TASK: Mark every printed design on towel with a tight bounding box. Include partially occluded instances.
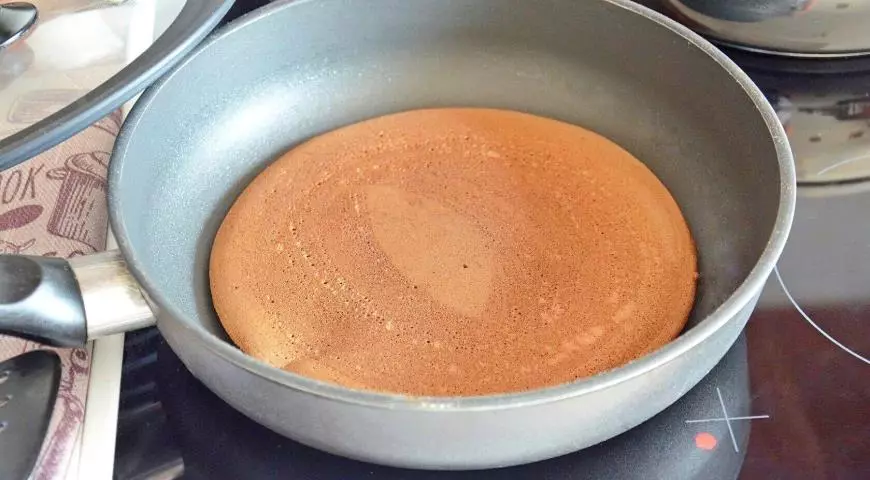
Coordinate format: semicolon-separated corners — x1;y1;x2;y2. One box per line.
7;89;85;125
0;205;42;254
27;343;91;480
0;162;44;206
0;204;43;230
46;151;109;251
0;237;35;254
0;152;108;258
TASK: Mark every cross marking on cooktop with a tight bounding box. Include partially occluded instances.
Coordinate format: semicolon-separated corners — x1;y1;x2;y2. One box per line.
684;386;770;453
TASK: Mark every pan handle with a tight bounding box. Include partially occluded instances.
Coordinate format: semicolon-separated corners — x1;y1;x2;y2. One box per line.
68;250;156;338
0;251;154;347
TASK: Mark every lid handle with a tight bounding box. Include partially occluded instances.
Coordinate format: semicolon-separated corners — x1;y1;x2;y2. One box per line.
0;2;38;49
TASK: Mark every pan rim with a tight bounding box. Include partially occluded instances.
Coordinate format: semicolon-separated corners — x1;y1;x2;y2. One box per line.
109;0;796;411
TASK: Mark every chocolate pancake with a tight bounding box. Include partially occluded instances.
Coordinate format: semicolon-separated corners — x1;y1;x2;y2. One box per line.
209;108;697;397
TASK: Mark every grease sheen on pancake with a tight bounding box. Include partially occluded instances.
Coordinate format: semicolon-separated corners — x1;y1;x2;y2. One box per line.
209;108;697;397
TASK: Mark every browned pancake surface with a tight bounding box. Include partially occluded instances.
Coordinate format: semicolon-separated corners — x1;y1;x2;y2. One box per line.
210;108;697;396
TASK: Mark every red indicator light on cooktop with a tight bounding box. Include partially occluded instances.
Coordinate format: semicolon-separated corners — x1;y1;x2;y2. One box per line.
695;432;717;451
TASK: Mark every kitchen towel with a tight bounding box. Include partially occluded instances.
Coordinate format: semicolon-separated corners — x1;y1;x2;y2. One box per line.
0;111;120;479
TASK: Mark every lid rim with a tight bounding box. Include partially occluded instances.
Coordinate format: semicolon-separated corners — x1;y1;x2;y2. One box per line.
0;0;234;170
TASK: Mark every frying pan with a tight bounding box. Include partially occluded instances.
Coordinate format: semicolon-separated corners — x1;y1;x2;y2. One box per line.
0;0;795;470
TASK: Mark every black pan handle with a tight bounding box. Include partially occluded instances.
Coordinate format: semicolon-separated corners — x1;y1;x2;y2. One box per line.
0;251;155;346
0;255;87;346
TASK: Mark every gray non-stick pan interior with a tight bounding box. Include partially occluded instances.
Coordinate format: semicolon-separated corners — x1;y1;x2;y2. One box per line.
112;0;781;351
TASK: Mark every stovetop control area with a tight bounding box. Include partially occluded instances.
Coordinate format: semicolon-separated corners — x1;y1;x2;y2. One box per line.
112;3;870;479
